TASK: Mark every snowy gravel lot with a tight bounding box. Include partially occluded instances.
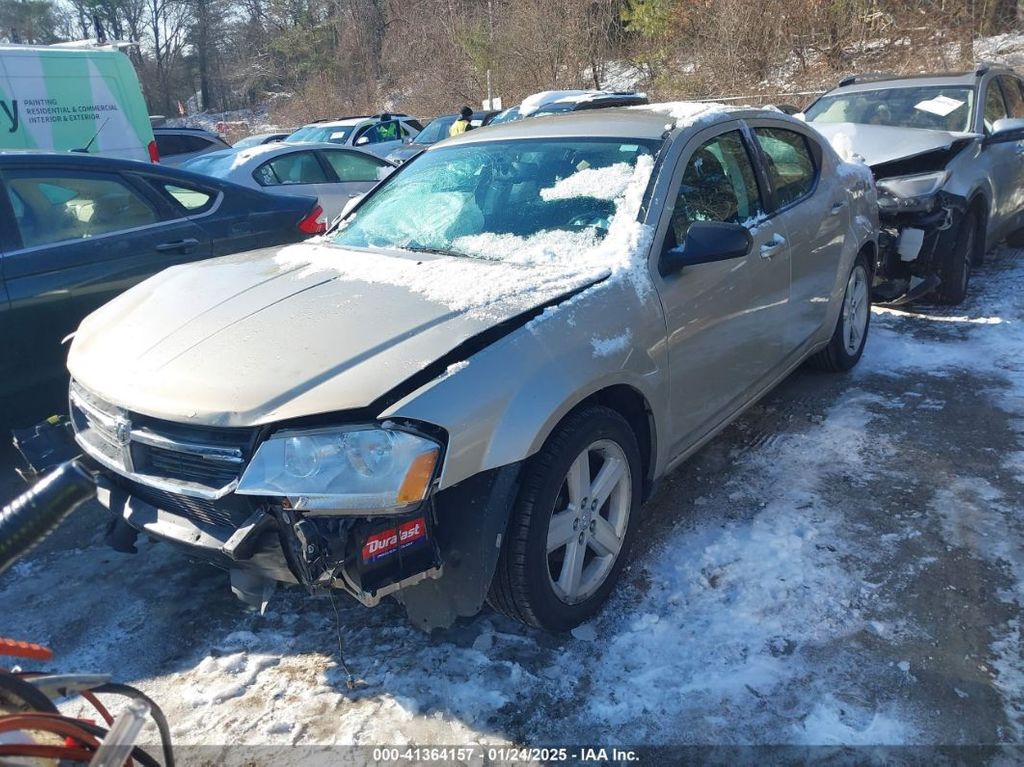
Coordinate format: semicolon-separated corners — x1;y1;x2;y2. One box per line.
3;247;1024;759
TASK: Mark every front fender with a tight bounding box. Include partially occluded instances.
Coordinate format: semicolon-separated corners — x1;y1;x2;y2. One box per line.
382;280;669;490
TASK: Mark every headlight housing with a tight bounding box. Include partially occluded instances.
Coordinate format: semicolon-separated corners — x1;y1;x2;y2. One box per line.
876;171;949;212
236;425;441;514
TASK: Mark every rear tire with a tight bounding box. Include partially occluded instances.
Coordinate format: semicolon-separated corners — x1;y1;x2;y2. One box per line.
934;210;978;305
810;254;871;372
487;406;642;631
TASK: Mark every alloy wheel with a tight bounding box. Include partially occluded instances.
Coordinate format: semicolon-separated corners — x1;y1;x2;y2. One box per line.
545;439;632;605
842;264;869;356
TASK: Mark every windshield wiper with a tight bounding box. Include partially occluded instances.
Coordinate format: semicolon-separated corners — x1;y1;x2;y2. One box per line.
402;244;473;259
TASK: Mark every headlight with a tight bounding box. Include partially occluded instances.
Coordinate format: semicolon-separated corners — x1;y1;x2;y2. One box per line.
236;426;440;514
876;171;949;212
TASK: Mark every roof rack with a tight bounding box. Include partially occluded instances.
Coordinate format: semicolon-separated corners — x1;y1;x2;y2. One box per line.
839;63;1012;88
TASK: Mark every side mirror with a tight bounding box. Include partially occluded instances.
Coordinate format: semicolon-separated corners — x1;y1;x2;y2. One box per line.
341;194;365;219
987;117;1024;144
355;136;370;146
660;221;753;276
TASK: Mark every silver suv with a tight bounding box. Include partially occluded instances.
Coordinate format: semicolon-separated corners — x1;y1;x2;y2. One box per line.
67;106;877;631
806;63;1024;305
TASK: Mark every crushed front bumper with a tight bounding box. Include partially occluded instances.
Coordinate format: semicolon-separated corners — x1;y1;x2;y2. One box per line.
873;192;967;304
14;413;523;630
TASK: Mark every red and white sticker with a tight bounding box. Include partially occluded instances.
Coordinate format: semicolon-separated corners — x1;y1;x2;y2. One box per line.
361;517;427;563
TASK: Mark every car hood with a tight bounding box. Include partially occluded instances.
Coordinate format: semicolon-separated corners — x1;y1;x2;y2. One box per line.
810;122;978;167
68;242;606;427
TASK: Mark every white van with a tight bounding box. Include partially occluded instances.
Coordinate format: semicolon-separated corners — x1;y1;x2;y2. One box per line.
0;45;156;162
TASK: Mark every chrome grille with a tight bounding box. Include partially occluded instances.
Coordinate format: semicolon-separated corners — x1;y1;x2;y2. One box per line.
70;380;257;500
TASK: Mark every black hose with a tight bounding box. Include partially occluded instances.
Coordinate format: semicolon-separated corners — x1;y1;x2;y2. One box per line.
0;459;96;575
91;682;175;767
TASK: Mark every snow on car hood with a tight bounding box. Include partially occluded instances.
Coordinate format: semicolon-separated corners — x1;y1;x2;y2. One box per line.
67;244;607;427
810;122;978;167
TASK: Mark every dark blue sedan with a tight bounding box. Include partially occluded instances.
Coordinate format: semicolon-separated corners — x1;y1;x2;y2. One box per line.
0;152;324;398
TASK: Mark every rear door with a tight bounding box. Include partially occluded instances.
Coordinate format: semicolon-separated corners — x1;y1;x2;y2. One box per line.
251;149;333;203
140;173;309;255
748;121;844;352
0;165;212;384
652;122;790;457
318;149;391;218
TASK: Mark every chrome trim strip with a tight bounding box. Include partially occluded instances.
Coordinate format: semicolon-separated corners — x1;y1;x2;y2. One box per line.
69;388;119;433
130;428;244;464
75;431;239;500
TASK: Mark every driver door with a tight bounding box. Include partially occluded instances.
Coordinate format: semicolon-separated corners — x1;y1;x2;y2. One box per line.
652;123;791;459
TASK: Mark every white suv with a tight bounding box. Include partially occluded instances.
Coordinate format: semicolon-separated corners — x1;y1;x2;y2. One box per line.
285;113;422;158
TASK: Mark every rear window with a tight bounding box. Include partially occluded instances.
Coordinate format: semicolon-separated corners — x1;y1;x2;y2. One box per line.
162;183;215;213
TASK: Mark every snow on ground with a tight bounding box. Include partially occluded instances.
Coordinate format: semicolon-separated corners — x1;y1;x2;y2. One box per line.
3;251;1024;756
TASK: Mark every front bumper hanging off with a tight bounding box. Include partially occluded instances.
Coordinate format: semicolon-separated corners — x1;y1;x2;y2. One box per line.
13;415;522;630
872;192;967;305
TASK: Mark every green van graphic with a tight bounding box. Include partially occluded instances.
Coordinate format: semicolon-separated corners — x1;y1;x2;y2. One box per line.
0;45;156;162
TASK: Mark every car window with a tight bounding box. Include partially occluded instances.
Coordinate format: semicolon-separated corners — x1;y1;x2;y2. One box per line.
805;86;975;132
998;76;1024;119
179;135;214;152
4;171;159;248
984;83;1009;131
252;151;329;186
322;150;389;182
415;116;457;144
162;183;215;213
360;121;400;145
754;128;816;208
332;137;659;258
669;131;763;246
155;134;186;156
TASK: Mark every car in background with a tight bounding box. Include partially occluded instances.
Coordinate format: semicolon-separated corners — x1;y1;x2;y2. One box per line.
285;113;423;158
805;63;1024;305
63;106;876;632
386;110;498;164
489;90;648;125
0;152;323;397
232;132;291;150
154;127;232;167
182;142;394;220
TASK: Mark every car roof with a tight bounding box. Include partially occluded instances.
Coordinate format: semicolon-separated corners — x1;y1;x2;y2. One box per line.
825;65;1018;95
303;117;367;128
186;141;391;167
0;150;238;181
439;103;784;145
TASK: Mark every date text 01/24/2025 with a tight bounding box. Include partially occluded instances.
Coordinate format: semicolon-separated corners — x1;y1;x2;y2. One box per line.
372;747;640;762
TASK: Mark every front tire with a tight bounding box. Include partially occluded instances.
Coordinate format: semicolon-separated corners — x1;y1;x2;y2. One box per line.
488;406;642;631
934;210;978;305
810;254;871;372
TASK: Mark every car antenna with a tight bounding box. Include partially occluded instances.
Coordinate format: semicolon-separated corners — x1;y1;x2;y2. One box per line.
72;117;110;154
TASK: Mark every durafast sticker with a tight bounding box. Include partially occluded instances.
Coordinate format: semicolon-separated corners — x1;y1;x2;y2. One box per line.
361;517;427;563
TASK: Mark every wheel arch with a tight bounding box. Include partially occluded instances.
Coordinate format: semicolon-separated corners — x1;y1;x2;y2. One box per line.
561;384;658;502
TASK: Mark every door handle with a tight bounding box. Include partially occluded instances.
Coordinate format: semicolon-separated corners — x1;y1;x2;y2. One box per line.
830;200;847;215
760;234;786;260
156;238;200;254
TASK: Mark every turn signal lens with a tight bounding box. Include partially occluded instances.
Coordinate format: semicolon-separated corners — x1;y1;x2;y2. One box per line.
396;448;439;504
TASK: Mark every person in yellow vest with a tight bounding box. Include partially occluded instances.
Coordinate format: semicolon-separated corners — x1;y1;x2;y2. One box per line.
449;106;473;137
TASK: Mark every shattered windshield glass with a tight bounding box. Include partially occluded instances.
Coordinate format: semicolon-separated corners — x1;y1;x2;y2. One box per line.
805;86;976;132
330;138;660;261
